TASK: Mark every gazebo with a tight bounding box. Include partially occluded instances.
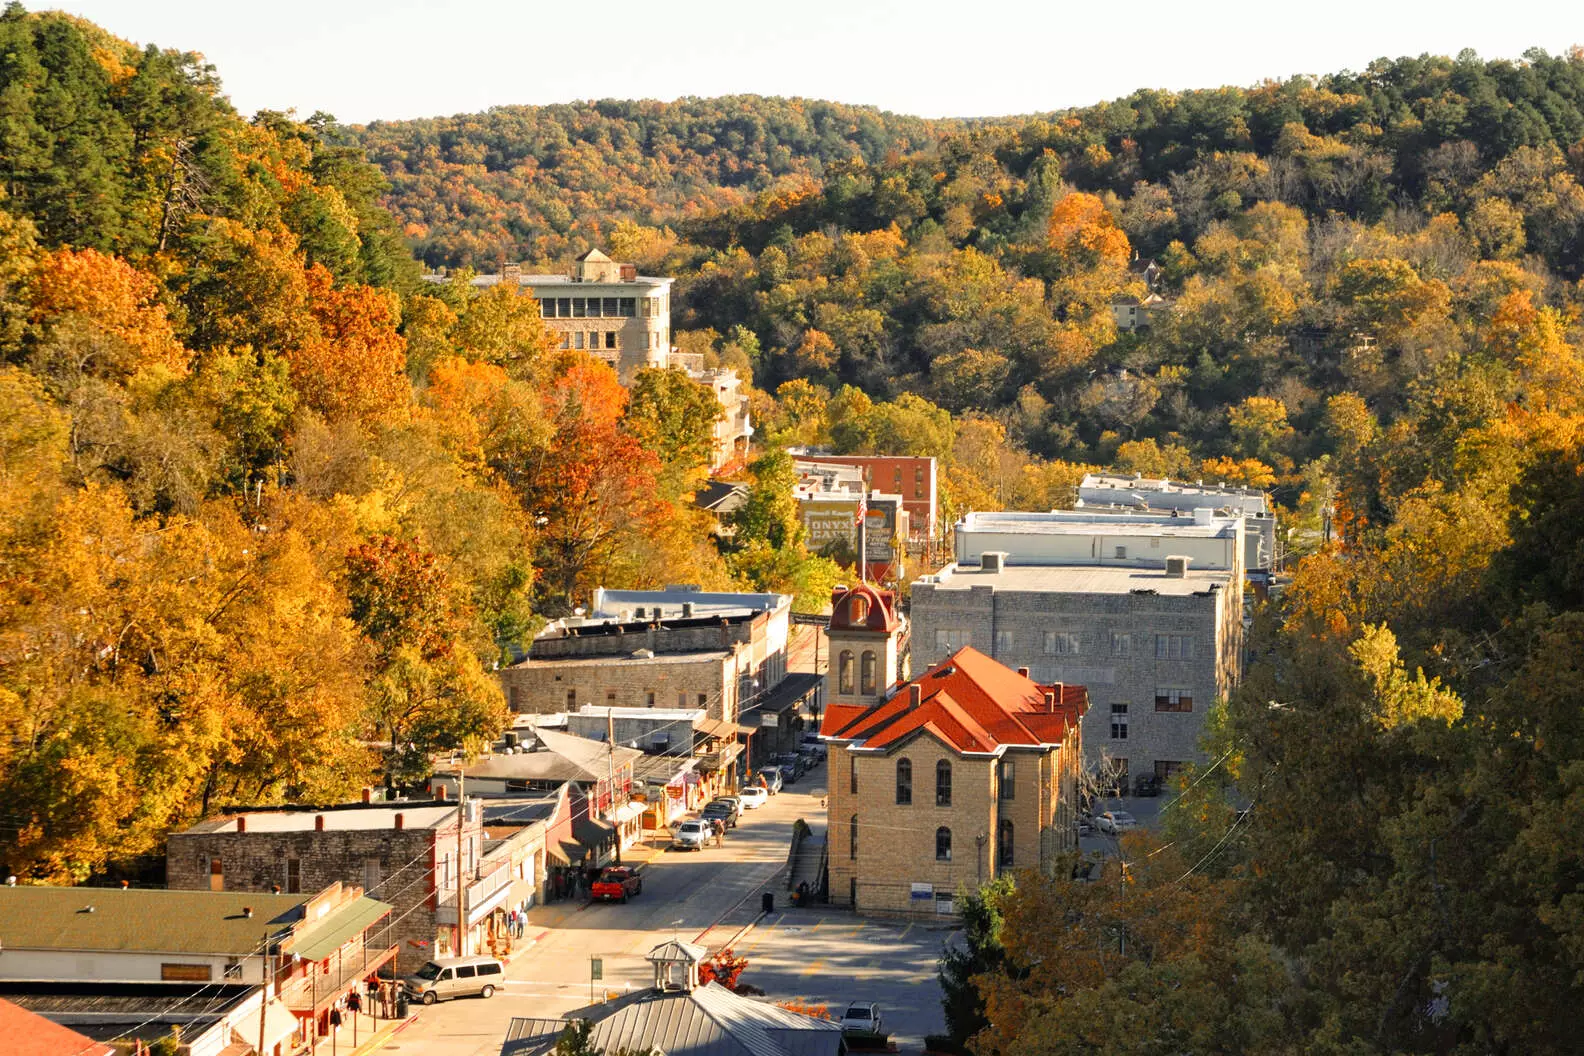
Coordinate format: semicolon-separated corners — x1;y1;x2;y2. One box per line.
645;938;707;992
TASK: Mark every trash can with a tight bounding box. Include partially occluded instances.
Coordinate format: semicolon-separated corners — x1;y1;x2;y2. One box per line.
761;891;774;913
394;993;409;1019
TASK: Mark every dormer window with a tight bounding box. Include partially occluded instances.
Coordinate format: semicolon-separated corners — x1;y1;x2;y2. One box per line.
850;594;869;623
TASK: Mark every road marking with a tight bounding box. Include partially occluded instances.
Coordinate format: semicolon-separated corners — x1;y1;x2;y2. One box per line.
800;958;825;977
899;923;913;939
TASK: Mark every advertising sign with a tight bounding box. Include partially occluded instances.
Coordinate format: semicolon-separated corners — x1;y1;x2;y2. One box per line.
910;882;933;901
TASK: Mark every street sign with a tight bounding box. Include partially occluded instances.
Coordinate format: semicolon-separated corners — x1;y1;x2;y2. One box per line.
590;957;604;981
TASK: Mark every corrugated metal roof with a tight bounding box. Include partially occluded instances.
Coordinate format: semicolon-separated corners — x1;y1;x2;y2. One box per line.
0;888;310;956
283;896;391;962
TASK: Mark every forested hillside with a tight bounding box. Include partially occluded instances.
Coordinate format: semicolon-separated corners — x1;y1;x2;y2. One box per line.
347;97;955;266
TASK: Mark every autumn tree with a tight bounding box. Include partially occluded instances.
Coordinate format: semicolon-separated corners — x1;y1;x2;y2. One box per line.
623;366;722;497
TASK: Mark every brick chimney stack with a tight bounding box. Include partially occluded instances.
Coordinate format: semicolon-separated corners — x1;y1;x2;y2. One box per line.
1043;691;1055;711
1017;667;1029;678
235;816;246;833
394;813;404;831
315;815;325;831
909;684;922;708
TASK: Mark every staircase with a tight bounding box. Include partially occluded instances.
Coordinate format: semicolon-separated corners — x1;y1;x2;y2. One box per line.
787;827;828;902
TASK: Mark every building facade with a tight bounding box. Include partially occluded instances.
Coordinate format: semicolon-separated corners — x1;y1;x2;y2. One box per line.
168;801;486;968
790;452;938;543
1077;472;1277;574
821;647;1087;918
909;510;1245;789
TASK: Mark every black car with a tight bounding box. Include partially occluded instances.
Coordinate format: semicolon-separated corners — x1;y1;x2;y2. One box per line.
771;753;807;781
700;802;737;829
1133;773;1163;797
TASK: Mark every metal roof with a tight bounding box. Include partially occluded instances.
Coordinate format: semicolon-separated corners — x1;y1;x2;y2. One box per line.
283;896;392;962
0;888;310;956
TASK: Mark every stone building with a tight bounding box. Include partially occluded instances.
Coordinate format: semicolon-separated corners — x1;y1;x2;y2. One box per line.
1076;472;1277;575
909;510;1245;791
500;589;791;725
821;647;1087;918
167;800;488;969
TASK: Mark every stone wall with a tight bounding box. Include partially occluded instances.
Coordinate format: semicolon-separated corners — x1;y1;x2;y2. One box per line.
502;655;736;721
167;810;483;973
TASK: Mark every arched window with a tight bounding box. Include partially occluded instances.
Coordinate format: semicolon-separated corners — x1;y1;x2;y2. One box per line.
936;827;952;862
998;818;1014;870
838;650;855;693
849;814;859;860
936;760;953;807
860;651;877;695
850;594;869;623
895;758;912;805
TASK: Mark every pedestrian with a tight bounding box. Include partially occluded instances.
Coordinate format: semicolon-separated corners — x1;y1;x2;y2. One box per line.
712;818;724;848
797;880;810;907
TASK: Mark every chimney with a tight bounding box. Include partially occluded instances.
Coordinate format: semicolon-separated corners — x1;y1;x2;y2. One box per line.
314;815;325;831
909;684;922;708
683;602;695;618
1051;682;1064;709
1043;691;1054;711
1016;667;1029;678
1192;507;1213;526
362;787;374;804
394;813;405;831
435;784;448;801
242;906;253;919
235;816;246;833
502;262;522;284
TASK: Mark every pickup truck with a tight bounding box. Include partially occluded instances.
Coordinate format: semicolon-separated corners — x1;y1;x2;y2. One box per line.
590;866;643;903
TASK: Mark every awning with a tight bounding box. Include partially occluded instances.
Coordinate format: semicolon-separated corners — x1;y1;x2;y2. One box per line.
232;1000;297;1051
613;801;648;824
286;897;393;962
695;717;737;740
696;742;742;770
547;840;584;866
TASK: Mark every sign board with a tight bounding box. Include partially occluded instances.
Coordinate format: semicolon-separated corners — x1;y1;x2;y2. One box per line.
801;499;860;548
910;882;933;901
863;503;897;562
590;957;603;981
760;712;780;728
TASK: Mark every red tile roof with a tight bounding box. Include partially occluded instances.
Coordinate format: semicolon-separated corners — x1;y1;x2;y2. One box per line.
0;998;114;1056
819;647;1087;755
827;583;900;633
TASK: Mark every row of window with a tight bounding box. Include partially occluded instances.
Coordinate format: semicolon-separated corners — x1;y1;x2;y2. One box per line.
1107;691;1196;737
539;296;665;319
837;649;878;695
861;757;1017;805
938;630;1198;659
849;815;1015;868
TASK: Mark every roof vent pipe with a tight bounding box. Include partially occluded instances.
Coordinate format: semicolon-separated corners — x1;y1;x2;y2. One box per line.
314;815;325;831
980;551;1006;573
394;813;405;831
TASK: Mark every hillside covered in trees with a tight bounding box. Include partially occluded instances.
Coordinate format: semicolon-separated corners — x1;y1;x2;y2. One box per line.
4;4;1584;1050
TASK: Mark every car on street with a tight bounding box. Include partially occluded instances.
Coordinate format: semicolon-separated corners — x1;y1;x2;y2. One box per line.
799;733;827;760
737;786;768;809
840;1001;883;1036
701;802;737;829
795;745;822;770
403;955;505;1004
1132;773;1163;797
590;866;643;902
673;818;712;850
756;768;784;793
772;753;808;781
1096;810;1140;835
715;795;744;820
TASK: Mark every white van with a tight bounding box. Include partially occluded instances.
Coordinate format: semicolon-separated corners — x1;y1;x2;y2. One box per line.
403;955;505;1004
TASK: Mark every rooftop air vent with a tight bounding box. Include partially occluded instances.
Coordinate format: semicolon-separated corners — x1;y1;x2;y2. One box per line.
1192;507;1214;526
1165;555;1191;578
979;550;1007;573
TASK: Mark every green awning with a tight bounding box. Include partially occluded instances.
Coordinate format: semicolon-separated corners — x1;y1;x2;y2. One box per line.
286;897;392;962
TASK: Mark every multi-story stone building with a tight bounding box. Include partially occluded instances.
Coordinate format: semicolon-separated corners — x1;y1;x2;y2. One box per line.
909;510;1245;792
821;647;1088;918
167;799;490;967
500;588;791;726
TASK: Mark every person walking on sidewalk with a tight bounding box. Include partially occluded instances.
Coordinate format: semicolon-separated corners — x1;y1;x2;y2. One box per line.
712;817;725;848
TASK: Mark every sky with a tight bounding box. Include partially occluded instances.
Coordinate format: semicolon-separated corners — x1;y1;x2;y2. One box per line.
50;0;1583;125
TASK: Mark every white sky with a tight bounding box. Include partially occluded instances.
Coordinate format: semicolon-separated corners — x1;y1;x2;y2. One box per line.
50;0;1582;125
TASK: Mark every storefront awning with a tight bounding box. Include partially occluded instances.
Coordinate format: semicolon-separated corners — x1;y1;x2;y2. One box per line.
613;801;648;824
232;1000;297;1050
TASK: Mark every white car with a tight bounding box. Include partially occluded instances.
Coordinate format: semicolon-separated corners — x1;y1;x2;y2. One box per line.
673;819;712;850
737;786;769;809
1096;810;1140;835
840;1001;883;1035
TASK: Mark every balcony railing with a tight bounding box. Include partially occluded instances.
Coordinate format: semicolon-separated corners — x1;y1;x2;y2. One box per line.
279;944;398;1014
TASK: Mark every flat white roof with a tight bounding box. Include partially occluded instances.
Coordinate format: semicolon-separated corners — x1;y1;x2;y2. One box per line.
421;273;673;290
511;650;731;670
591;587;789;618
959;509;1240;539
921;561;1231;597
1079;473;1269;514
183;805;457;834
574;705;704;722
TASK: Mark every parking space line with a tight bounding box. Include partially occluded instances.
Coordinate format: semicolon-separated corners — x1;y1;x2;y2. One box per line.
800;958;826;978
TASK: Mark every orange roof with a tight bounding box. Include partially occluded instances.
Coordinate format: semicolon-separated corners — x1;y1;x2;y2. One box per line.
0;998;114;1056
827;584;900;633
821;647;1087;755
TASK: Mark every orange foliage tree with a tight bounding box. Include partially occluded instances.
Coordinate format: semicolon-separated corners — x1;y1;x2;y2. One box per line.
699;948;749;991
287;265;410;426
29;247;188;378
1046;192;1131;275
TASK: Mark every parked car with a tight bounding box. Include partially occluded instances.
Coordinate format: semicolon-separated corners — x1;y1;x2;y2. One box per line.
737;786;768;809
403;955;505;1004
795;745;822;769
713;795;744;820
756;768;784;793
840;1001;883;1036
771;752;808;781
1096;810;1140;835
701;802;737;829
798;733;827;760
1133;773;1163;797
674;818;712;850
590;866;643;903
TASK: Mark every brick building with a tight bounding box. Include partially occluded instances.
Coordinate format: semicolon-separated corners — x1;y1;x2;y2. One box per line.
167;801;487;969
821;647;1087;917
789;452;938;544
909;509;1245;790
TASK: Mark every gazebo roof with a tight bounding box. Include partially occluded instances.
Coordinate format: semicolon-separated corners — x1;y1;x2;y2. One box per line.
645;938;707;965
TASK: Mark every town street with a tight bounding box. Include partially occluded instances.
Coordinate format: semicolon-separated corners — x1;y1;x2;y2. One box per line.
377;759;954;1056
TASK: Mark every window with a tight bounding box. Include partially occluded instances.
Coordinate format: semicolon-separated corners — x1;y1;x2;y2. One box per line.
997;819;1014;870
603;298;619;317
998;759;1015;800
850;594;869;622
892;468;903;491
861;651;877;695
936;760;952;807
849;814;859;860
838;651;855;693
896;758;912;805
936;827;952;862
850;761;858;795
1155;688;1194;712
934;628;971;653
641;331;651;350
162;964;212;982
558;332;571;350
456;964;477;979
605;331;617;349
285;858;301;894
209;856;223;892
539;298;554;318
646;690;656;707
1115;545;1127;559
363;858;381;894
224;961;243;980
698;693;707;707
573;331;585;350
479;962;503;976
994;630;1013;654
1110;703;1129;739
556;297;571;317
1110;633;1131;657
1044;631;1079;655
572;297;587;318
1150;537;1160;548
1154;760;1185;782
1154;634;1195;660
619;297;636;317
606;691;618;706
915;466;925;494
566;689;577;709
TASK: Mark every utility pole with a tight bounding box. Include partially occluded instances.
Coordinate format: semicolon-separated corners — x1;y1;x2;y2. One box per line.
258;930;270;1056
455;767;467;958
608;710;622;866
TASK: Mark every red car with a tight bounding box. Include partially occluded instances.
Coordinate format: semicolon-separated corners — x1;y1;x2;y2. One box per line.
590;866;643;903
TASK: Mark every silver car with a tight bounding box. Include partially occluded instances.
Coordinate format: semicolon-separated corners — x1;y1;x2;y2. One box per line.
673;818;712;850
403;955;504;1004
